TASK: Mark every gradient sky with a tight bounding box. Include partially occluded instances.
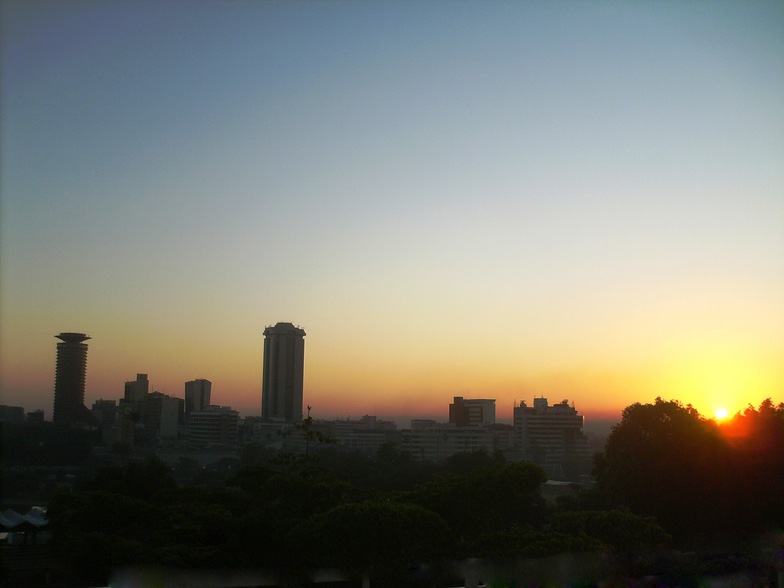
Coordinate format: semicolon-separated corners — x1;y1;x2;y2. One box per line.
1;0;782;425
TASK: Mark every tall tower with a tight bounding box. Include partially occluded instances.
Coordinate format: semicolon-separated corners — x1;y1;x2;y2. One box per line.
185;378;212;419
53;332;90;425
261;322;305;422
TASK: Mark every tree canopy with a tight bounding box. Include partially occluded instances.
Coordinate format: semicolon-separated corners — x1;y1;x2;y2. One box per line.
594;397;784;541
30;397;784;585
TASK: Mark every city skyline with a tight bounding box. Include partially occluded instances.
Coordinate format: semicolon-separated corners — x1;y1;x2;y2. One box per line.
1;1;783;423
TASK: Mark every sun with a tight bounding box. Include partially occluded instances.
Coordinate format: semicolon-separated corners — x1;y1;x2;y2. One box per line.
714;407;729;421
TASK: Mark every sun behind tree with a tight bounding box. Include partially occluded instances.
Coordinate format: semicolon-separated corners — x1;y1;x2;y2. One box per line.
714;407;729;421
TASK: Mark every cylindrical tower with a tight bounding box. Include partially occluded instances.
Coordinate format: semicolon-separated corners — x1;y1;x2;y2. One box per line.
53;332;90;425
261;323;305;422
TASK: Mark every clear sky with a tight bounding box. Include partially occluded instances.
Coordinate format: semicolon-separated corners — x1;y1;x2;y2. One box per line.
1;0;782;424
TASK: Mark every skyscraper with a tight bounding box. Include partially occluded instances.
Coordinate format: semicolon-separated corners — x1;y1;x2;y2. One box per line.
261;322;305;422
52;332;91;425
185;378;211;419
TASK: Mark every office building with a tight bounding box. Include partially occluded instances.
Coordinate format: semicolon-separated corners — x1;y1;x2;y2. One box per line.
185;379;211;419
0;405;25;424
261;322;305;422
144;392;182;441
91;399;118;428
311;416;398;454
449;396;496;427
513;397;592;480
116;399;137;446
401;423;495;462
124;374;149;404
26;410;45;424
188;406;239;448
52;332;91;425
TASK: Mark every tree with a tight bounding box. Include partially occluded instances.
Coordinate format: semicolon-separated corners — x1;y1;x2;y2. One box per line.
720;399;784;530
548;509;671;551
296;405;336;456
442;448;503;476
79;455;176;499
594;398;734;540
407;462;547;543
287;499;453;586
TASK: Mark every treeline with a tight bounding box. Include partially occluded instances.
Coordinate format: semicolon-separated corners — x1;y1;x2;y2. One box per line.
594;397;784;541
41;398;784;586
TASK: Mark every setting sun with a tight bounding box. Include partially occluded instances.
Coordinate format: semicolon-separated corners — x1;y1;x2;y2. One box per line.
714;408;729;421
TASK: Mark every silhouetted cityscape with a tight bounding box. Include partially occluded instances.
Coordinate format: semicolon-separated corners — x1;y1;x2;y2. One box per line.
3;325;596;480
3;1;782;585
1;326;783;587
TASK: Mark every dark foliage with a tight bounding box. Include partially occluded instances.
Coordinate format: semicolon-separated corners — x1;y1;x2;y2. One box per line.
287;500;453;579
1;422;99;467
407;462;547;542
547;509;671;550
77;455;177;499
35;397;783;585
594;397;784;541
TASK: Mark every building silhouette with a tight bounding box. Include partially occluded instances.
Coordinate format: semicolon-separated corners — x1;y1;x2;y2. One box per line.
91;399;118;428
513;397;592;480
0;405;25;424
185;379;211;420
188;405;239;448
261;322;305;422
144;391;182;442
402;422;495;462
449;396;496;427
52;332;92;425
124;373;149;404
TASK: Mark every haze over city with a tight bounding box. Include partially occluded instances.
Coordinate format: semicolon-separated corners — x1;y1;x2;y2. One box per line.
1;1;782;423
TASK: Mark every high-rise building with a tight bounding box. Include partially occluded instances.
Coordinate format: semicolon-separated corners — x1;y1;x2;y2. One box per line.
449;396;496;427
513;397;592;480
124;374;149;403
185;379;211;419
52;332;91;425
261;322;305;422
144;392;182;441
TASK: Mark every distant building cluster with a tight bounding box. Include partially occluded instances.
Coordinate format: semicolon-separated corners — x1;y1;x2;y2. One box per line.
91;373;239;451
0;322;594;481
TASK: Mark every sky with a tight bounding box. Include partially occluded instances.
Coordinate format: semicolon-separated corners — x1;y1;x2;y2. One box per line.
1;0;782;425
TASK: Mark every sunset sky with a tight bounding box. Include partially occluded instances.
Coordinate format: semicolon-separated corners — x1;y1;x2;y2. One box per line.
1;0;782;425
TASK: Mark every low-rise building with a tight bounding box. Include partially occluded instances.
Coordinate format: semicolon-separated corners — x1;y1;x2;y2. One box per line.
326;415;398;454
401;423;495;462
188;405;239;449
0;405;25;424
